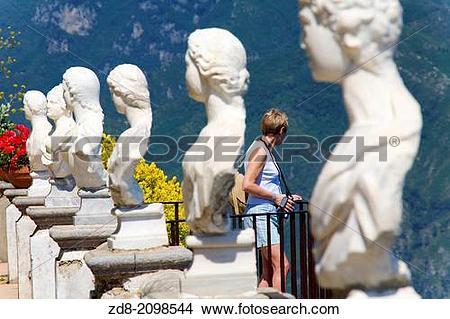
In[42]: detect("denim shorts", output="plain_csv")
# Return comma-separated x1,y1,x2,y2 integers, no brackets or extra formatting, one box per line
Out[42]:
243,202,280,248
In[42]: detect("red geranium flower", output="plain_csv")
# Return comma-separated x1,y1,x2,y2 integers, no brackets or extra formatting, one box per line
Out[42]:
16,146,27,157
0,123,30,170
3,130,16,139
16,124,28,134
3,145,15,154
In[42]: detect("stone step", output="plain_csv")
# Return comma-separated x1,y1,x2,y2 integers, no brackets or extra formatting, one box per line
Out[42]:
0,283,18,299
0,262,18,299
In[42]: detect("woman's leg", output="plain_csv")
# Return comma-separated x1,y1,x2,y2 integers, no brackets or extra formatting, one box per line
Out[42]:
258,247,273,288
267,244,290,291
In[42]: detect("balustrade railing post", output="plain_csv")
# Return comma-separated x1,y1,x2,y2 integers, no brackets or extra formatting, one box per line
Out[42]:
170,222,176,246
279,214,286,293
289,212,298,298
174,203,180,246
238,215,243,230
299,211,309,298
309,222,318,297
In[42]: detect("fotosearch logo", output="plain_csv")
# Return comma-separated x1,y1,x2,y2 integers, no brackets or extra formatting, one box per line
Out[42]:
49,134,398,164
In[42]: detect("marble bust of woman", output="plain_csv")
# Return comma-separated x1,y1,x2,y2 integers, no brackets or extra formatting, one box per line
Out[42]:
106,64,152,207
41,84,76,179
105,64,169,250
62,67,108,189
23,90,53,173
298,0,422,297
182,28,250,234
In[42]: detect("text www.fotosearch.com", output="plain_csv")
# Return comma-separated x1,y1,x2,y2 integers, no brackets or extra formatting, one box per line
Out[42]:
200,302,340,315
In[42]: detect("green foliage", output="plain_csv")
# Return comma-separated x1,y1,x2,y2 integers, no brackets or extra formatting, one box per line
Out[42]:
101,134,189,246
0,26,21,78
0,104,16,134
0,26,26,135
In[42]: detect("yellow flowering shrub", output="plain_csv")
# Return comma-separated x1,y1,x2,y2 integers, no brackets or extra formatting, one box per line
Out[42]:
101,133,116,170
135,160,189,246
101,134,189,246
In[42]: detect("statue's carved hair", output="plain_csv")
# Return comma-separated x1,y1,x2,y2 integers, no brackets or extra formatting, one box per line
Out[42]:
300,0,402,64
62,67,103,114
23,90,47,117
107,64,150,110
187,28,249,98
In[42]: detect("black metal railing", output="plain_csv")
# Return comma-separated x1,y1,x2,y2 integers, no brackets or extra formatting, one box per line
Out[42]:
161,201,184,247
161,201,330,299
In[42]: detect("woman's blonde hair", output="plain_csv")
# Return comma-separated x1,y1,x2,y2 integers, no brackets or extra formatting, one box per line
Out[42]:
261,108,288,135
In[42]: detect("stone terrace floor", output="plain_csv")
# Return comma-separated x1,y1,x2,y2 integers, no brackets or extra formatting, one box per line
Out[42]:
0,262,18,299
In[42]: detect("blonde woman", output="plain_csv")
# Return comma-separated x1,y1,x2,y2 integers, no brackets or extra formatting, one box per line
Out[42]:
243,108,302,290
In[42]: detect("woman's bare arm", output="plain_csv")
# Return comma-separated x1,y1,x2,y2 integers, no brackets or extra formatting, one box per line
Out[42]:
242,147,294,211
242,147,270,199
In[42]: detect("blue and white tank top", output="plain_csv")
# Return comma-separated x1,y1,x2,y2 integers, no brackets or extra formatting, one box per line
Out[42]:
244,138,282,205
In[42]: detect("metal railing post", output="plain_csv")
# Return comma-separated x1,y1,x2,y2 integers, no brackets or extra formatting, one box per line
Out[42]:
279,215,286,293
289,212,298,298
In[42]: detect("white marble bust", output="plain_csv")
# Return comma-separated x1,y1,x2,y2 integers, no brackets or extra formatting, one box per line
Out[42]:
182,28,249,234
41,84,76,178
23,90,53,172
106,64,152,207
298,0,422,296
62,67,107,189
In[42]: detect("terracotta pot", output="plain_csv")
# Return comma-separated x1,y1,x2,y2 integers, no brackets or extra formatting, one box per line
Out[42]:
8,166,32,188
0,168,9,182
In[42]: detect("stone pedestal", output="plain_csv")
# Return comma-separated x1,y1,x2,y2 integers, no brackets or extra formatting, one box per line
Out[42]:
0,181,14,195
0,196,9,262
5,204,21,283
182,229,257,297
84,243,193,298
50,224,117,251
45,176,80,208
12,196,46,209
27,206,78,229
50,224,116,299
27,206,78,299
16,214,37,299
73,188,115,225
319,250,420,299
0,181,14,263
347,286,421,299
28,171,51,198
4,190,44,287
4,189,28,200
56,250,95,299
30,229,60,298
108,203,168,250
